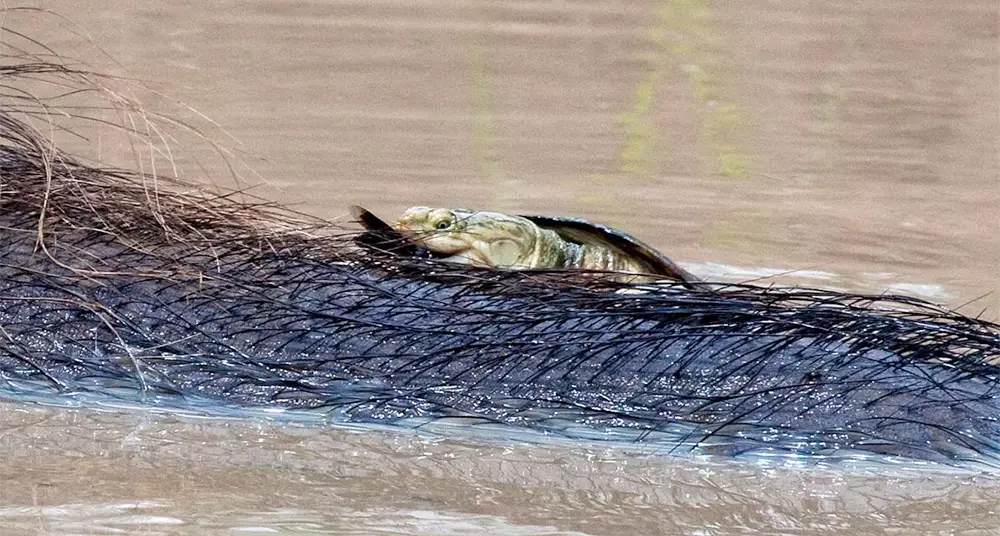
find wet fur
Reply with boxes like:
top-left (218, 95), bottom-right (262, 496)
top-left (0, 23), bottom-right (999, 469)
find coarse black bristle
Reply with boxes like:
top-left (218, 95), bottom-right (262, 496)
top-left (0, 14), bottom-right (998, 470)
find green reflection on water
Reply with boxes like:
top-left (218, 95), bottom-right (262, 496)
top-left (468, 28), bottom-right (524, 210)
top-left (468, 32), bottom-right (502, 180)
top-left (466, 0), bottom-right (754, 217)
top-left (617, 64), bottom-right (664, 176)
top-left (616, 0), bottom-right (751, 181)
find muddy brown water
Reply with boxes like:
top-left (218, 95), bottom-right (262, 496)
top-left (2, 1), bottom-right (998, 534)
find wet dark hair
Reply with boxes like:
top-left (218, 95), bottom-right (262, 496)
top-left (1, 17), bottom-right (998, 470)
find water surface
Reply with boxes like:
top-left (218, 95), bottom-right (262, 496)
top-left (5, 1), bottom-right (1000, 534)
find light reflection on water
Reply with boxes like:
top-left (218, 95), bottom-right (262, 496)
top-left (2, 405), bottom-right (999, 535)
top-left (4, 0), bottom-right (999, 533)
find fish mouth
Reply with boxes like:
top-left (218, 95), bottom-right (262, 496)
top-left (404, 238), bottom-right (474, 263)
top-left (390, 228), bottom-right (459, 261)
top-left (424, 249), bottom-right (457, 261)
top-left (391, 234), bottom-right (456, 261)
top-left (414, 245), bottom-right (473, 263)
top-left (388, 224), bottom-right (476, 263)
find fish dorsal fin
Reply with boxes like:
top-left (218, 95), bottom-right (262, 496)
top-left (351, 205), bottom-right (428, 257)
top-left (521, 215), bottom-right (700, 287)
top-left (350, 205), bottom-right (392, 233)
